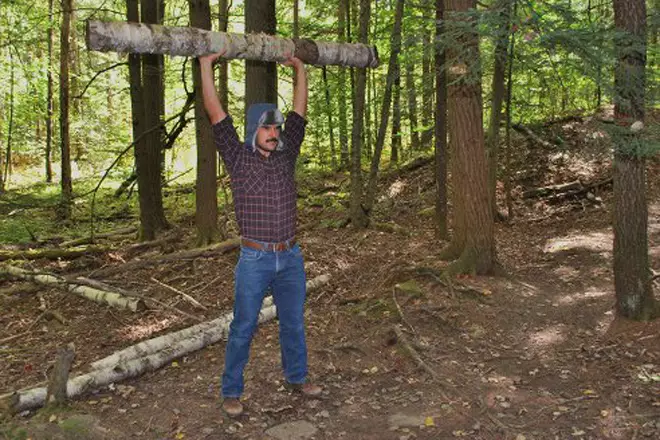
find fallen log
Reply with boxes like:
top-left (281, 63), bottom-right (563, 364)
top-left (2, 274), bottom-right (331, 413)
top-left (91, 274), bottom-right (331, 370)
top-left (522, 180), bottom-right (582, 199)
top-left (512, 124), bottom-right (556, 149)
top-left (86, 21), bottom-right (379, 68)
top-left (0, 245), bottom-right (108, 262)
top-left (60, 226), bottom-right (137, 248)
top-left (0, 265), bottom-right (145, 312)
top-left (523, 178), bottom-right (612, 201)
top-left (89, 237), bottom-right (240, 278)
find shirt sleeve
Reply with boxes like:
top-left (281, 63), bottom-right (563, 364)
top-left (212, 115), bottom-right (242, 173)
top-left (282, 111), bottom-right (307, 160)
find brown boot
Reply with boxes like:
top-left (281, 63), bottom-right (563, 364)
top-left (222, 398), bottom-right (244, 417)
top-left (285, 382), bottom-right (323, 397)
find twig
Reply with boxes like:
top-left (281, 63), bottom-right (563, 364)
top-left (392, 287), bottom-right (416, 334)
top-left (151, 277), bottom-right (207, 310)
top-left (393, 325), bottom-right (437, 380)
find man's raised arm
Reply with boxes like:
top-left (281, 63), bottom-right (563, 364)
top-left (198, 52), bottom-right (227, 125)
top-left (282, 56), bottom-right (308, 119)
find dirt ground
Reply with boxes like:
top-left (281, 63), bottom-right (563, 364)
top-left (1, 119), bottom-right (659, 439)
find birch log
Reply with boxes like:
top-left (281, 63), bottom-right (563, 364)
top-left (0, 265), bottom-right (145, 312)
top-left (2, 274), bottom-right (331, 413)
top-left (91, 274), bottom-right (330, 369)
top-left (86, 21), bottom-right (379, 68)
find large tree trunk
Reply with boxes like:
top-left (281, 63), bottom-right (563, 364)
top-left (245, 0), bottom-right (278, 114)
top-left (434, 0), bottom-right (448, 239)
top-left (137, 0), bottom-right (169, 241)
top-left (420, 0), bottom-right (434, 147)
top-left (322, 67), bottom-right (337, 169)
top-left (486, 0), bottom-right (512, 218)
top-left (86, 21), bottom-right (379, 69)
top-left (391, 62), bottom-right (401, 164)
top-left (364, 0), bottom-right (405, 212)
top-left (404, 35), bottom-right (420, 153)
top-left (612, 0), bottom-right (657, 320)
top-left (190, 0), bottom-right (219, 246)
top-left (349, 0), bottom-right (371, 228)
top-left (217, 0), bottom-right (229, 107)
top-left (440, 0), bottom-right (497, 275)
top-left (59, 0), bottom-right (73, 219)
top-left (338, 0), bottom-right (350, 169)
top-left (126, 0), bottom-right (143, 208)
top-left (45, 0), bottom-right (54, 183)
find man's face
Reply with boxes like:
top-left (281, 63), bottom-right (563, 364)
top-left (256, 124), bottom-right (281, 151)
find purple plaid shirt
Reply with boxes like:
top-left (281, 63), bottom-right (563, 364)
top-left (213, 112), bottom-right (306, 243)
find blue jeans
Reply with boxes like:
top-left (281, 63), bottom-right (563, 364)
top-left (221, 242), bottom-right (308, 398)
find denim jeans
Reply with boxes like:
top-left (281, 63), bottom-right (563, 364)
top-left (221, 242), bottom-right (308, 398)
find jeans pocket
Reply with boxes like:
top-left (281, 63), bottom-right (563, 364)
top-left (240, 247), bottom-right (263, 261)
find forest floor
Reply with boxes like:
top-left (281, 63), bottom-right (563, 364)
top-left (1, 115), bottom-right (659, 439)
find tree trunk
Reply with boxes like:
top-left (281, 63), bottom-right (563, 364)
top-left (245, 0), bottom-right (278, 115)
top-left (59, 0), bottom-right (73, 219)
top-left (3, 51), bottom-right (15, 190)
top-left (86, 21), bottom-right (379, 69)
top-left (217, 0), bottom-right (229, 108)
top-left (190, 0), bottom-right (219, 246)
top-left (434, 0), bottom-right (448, 239)
top-left (391, 62), bottom-right (401, 164)
top-left (364, 0), bottom-right (405, 212)
top-left (137, 0), bottom-right (169, 240)
top-left (486, 0), bottom-right (512, 219)
top-left (45, 344), bottom-right (76, 408)
top-left (612, 0), bottom-right (657, 320)
top-left (322, 67), bottom-right (338, 169)
top-left (126, 0), bottom-right (143, 226)
top-left (421, 1), bottom-right (434, 147)
top-left (349, 0), bottom-right (371, 228)
top-left (338, 0), bottom-right (350, 169)
top-left (503, 1), bottom-right (517, 220)
top-left (440, 0), bottom-right (497, 275)
top-left (45, 0), bottom-right (54, 183)
top-left (404, 36), bottom-right (420, 153)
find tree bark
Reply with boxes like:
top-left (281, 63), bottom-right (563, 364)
top-left (1, 265), bottom-right (145, 311)
top-left (126, 0), bottom-right (143, 226)
top-left (404, 36), bottom-right (420, 153)
top-left (349, 0), bottom-right (371, 228)
top-left (217, 0), bottom-right (230, 108)
top-left (612, 0), bottom-right (657, 320)
top-left (391, 62), bottom-right (401, 164)
top-left (46, 344), bottom-right (76, 407)
top-left (486, 0), bottom-right (512, 218)
top-left (59, 0), bottom-right (73, 219)
top-left (440, 0), bottom-right (497, 275)
top-left (338, 0), bottom-right (350, 169)
top-left (86, 21), bottom-right (380, 69)
top-left (434, 0), bottom-right (448, 239)
top-left (45, 0), bottom-right (55, 183)
top-left (421, 0), bottom-right (434, 147)
top-left (190, 0), bottom-right (219, 246)
top-left (245, 0), bottom-right (278, 115)
top-left (364, 0), bottom-right (405, 212)
top-left (3, 50), bottom-right (15, 190)
top-left (322, 67), bottom-right (338, 169)
top-left (137, 0), bottom-right (169, 240)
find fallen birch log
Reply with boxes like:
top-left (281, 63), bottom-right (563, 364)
top-left (2, 274), bottom-right (331, 413)
top-left (0, 265), bottom-right (145, 312)
top-left (60, 226), bottom-right (137, 248)
top-left (0, 245), bottom-right (107, 262)
top-left (91, 274), bottom-right (330, 370)
top-left (86, 21), bottom-right (379, 68)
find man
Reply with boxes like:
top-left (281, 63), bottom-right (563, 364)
top-left (198, 51), bottom-right (322, 417)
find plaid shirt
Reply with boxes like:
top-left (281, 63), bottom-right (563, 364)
top-left (213, 112), bottom-right (306, 243)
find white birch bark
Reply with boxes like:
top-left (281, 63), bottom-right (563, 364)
top-left (86, 21), bottom-right (379, 68)
top-left (0, 265), bottom-right (144, 312)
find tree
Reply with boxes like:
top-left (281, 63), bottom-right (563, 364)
top-left (190, 0), bottom-right (219, 246)
top-left (59, 0), bottom-right (73, 219)
top-left (611, 0), bottom-right (658, 320)
top-left (349, 0), bottom-right (371, 228)
top-left (403, 19), bottom-right (420, 153)
top-left (337, 0), bottom-right (350, 169)
top-left (439, 0), bottom-right (497, 275)
top-left (245, 0), bottom-right (277, 112)
top-left (45, 0), bottom-right (54, 183)
top-left (391, 61), bottom-right (401, 164)
top-left (486, 0), bottom-right (513, 219)
top-left (137, 0), bottom-right (169, 240)
top-left (421, 0), bottom-right (434, 147)
top-left (434, 0), bottom-right (448, 239)
top-left (364, 0), bottom-right (404, 212)
top-left (126, 0), bottom-right (143, 206)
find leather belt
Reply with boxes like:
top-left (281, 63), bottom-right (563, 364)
top-left (241, 238), bottom-right (295, 252)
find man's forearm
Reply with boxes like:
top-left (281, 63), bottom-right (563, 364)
top-left (292, 63), bottom-right (308, 118)
top-left (199, 60), bottom-right (226, 125)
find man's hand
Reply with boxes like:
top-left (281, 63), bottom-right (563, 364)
top-left (280, 54), bottom-right (304, 69)
top-left (281, 55), bottom-right (307, 118)
top-left (199, 49), bottom-right (227, 66)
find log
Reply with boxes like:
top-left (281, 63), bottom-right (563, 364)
top-left (2, 274), bottom-right (332, 413)
top-left (0, 245), bottom-right (108, 262)
top-left (512, 123), bottom-right (556, 149)
top-left (522, 180), bottom-right (583, 199)
top-left (45, 343), bottom-right (76, 407)
top-left (86, 21), bottom-right (379, 68)
top-left (88, 237), bottom-right (241, 278)
top-left (91, 274), bottom-right (331, 370)
top-left (0, 265), bottom-right (145, 312)
top-left (60, 226), bottom-right (137, 247)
